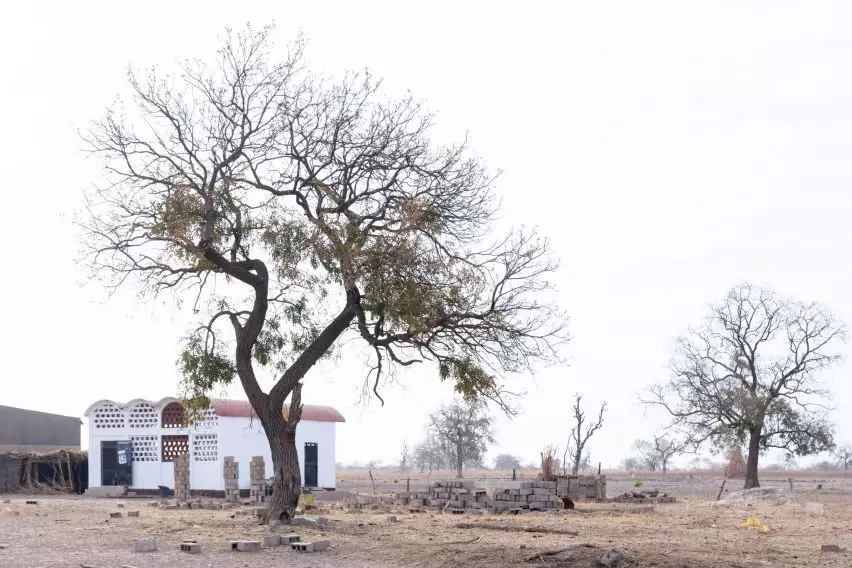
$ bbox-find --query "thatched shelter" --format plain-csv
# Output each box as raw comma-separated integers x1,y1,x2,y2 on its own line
0,449,88,494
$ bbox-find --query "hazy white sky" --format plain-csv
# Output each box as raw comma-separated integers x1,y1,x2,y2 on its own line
1,1,851,468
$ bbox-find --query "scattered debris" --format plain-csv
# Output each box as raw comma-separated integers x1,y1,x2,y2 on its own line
599,548,625,567
439,535,483,545
723,488,795,506
523,543,594,562
388,515,398,523
133,540,156,553
455,522,579,536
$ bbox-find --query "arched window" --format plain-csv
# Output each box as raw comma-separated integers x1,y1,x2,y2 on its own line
128,402,157,429
161,401,187,428
92,403,125,429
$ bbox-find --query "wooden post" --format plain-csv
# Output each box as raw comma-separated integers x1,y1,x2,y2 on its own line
788,477,793,493
406,478,410,493
598,462,601,476
716,478,727,501
512,469,517,481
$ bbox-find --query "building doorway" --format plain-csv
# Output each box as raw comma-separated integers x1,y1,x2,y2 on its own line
304,442,318,488
101,440,133,486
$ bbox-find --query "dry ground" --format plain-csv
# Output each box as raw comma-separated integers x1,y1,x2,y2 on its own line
1,472,850,568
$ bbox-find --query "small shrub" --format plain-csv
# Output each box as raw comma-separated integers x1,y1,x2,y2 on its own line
393,479,399,483
298,493,317,508
634,479,644,488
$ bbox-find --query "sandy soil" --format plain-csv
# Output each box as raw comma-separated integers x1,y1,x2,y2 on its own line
1,472,850,568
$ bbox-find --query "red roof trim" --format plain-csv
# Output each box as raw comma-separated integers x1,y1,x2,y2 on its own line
210,399,345,423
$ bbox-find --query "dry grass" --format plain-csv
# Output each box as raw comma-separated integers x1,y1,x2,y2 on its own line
1,472,850,567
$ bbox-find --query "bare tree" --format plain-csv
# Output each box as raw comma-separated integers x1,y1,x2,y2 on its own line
413,435,446,474
644,284,845,489
430,399,495,478
834,445,852,471
493,454,522,471
563,394,606,476
631,439,660,471
399,440,410,474
652,435,681,474
79,26,567,520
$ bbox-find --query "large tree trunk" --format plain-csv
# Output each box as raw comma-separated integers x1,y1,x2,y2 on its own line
259,407,302,522
744,427,761,489
265,425,301,522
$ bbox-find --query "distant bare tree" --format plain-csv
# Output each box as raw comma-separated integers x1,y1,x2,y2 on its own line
430,399,495,478
632,439,660,472
399,440,410,474
652,435,681,474
563,394,606,476
493,454,522,471
413,435,446,474
644,284,845,489
834,445,851,471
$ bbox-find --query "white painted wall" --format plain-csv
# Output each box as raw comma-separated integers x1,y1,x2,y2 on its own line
217,416,337,489
87,412,338,490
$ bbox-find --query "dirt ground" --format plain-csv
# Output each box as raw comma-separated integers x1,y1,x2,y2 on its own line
1,472,850,568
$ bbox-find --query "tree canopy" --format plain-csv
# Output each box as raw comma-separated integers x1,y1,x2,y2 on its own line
79,25,567,519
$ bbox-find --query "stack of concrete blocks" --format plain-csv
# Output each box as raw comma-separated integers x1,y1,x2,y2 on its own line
428,480,493,511
346,494,395,509
556,475,607,501
174,453,190,502
393,486,432,507
249,456,266,503
492,480,559,511
223,456,240,503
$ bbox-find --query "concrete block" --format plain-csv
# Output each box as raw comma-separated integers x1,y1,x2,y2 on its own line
263,535,281,547
110,512,123,518
600,549,625,567
86,486,128,497
25,500,38,505
127,511,140,518
2,499,9,504
180,542,201,554
236,540,261,552
821,543,842,553
134,540,157,553
292,540,331,552
280,534,301,544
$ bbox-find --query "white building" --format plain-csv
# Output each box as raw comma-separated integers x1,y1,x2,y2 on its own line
84,398,344,492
